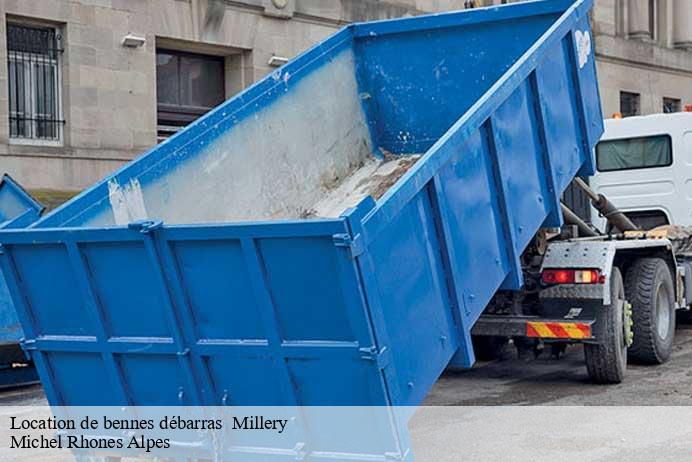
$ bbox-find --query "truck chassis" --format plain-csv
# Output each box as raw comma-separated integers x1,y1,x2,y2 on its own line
473,197,687,383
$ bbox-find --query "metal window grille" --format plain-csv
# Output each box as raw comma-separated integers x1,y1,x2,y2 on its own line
7,24,64,141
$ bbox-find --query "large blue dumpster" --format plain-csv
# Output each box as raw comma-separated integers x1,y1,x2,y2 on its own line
0,0,601,412
0,174,43,385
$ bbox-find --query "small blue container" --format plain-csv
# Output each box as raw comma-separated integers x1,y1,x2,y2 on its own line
0,174,43,368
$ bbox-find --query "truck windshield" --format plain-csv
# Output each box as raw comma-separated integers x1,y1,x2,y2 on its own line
596,134,672,172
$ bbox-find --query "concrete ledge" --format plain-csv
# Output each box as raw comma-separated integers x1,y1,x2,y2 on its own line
595,34,692,75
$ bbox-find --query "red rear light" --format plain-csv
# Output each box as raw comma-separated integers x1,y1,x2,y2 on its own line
542,269,602,285
542,269,573,284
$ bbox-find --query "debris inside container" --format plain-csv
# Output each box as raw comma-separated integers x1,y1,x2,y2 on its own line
307,152,420,218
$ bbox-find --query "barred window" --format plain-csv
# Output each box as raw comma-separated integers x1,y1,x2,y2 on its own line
7,24,64,142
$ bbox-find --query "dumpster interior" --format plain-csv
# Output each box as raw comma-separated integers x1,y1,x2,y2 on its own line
308,152,420,218
89,49,383,226
69,49,426,226
34,9,562,229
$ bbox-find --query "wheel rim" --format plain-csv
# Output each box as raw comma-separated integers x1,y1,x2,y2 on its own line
656,285,671,340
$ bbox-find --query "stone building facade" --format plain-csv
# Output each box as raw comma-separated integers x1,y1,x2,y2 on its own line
0,0,691,192
592,0,692,118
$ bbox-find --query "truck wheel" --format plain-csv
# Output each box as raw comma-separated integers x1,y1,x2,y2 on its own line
584,267,627,384
625,258,675,364
471,335,507,361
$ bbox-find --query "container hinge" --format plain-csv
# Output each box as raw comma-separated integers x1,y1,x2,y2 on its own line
128,220,163,233
21,339,36,351
359,345,390,369
333,233,365,258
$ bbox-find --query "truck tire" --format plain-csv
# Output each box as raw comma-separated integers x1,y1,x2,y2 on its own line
584,267,627,384
624,258,675,364
471,335,507,361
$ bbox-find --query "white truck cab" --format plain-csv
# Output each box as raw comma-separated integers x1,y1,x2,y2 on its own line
589,112,692,232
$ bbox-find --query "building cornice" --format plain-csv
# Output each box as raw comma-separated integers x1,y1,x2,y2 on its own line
225,0,422,25
595,34,692,76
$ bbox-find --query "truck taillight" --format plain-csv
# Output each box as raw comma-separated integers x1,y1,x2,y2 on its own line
542,269,603,285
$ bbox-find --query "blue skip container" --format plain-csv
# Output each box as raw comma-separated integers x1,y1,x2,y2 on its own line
0,174,42,383
0,0,601,412
0,174,43,229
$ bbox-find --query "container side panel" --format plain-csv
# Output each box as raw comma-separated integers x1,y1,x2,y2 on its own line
81,242,170,338
171,240,266,341
0,175,43,348
0,185,28,223
356,1,600,372
204,355,285,406
44,352,117,405
363,189,459,406
116,354,193,405
535,38,586,194
0,275,21,345
1,209,40,229
3,220,391,406
287,357,383,405
258,237,355,342
354,14,560,154
9,244,94,337
492,81,552,252
281,382,400,454
572,16,603,172
0,175,43,228
435,128,510,323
